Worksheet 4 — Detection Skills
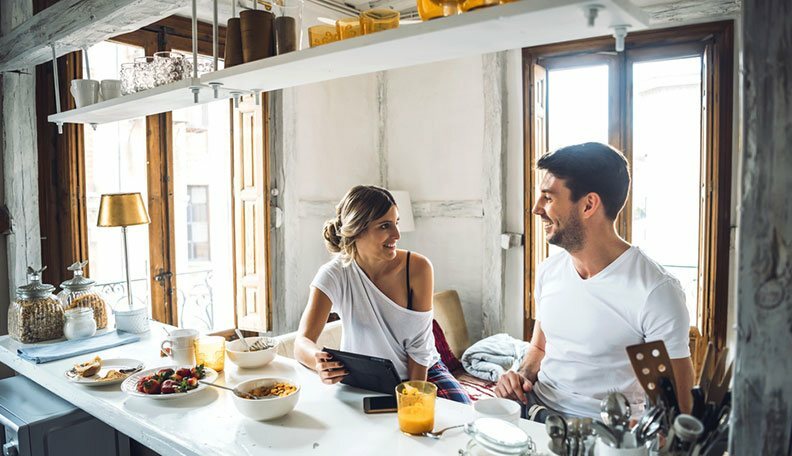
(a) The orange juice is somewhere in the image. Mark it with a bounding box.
[396,381,437,435]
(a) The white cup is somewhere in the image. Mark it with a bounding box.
[100,79,122,101]
[473,397,522,424]
[161,329,199,366]
[70,79,100,108]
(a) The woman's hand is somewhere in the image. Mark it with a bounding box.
[315,351,349,385]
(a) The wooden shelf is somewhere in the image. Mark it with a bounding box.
[48,0,648,126]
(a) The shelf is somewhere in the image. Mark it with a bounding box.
[48,0,648,126]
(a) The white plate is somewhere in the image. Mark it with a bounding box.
[121,365,218,400]
[65,358,144,386]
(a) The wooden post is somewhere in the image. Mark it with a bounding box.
[733,0,792,454]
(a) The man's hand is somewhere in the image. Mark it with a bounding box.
[494,371,533,404]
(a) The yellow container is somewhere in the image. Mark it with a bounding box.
[336,17,362,39]
[194,335,225,372]
[396,381,436,435]
[461,0,498,11]
[308,24,339,47]
[360,8,400,34]
[417,0,460,20]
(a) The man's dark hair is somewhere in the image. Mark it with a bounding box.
[537,142,630,220]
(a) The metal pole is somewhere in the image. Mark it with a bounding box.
[50,44,63,134]
[82,47,91,81]
[213,0,218,72]
[192,0,198,80]
[232,0,236,18]
[122,226,134,309]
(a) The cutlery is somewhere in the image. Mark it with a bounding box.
[119,363,144,374]
[591,420,618,448]
[234,328,251,351]
[545,414,567,455]
[198,380,258,399]
[422,424,464,439]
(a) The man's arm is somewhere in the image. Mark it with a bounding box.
[670,357,695,414]
[494,321,546,403]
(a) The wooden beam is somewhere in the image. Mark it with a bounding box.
[733,0,792,453]
[0,0,187,72]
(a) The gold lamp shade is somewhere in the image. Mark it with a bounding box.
[97,193,151,227]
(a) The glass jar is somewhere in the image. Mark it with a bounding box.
[64,307,97,340]
[9,266,64,343]
[460,0,499,12]
[417,0,460,21]
[58,261,109,329]
[460,418,537,456]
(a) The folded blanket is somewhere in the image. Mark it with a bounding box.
[17,331,141,364]
[461,333,529,382]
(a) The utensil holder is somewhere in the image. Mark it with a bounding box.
[224,17,244,67]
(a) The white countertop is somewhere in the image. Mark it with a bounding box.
[0,322,550,455]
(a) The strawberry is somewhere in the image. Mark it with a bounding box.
[141,378,161,394]
[161,379,178,394]
[175,368,192,378]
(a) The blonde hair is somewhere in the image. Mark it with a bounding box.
[323,185,396,263]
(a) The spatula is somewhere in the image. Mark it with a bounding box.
[625,340,677,406]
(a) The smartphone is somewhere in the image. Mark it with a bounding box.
[363,395,398,414]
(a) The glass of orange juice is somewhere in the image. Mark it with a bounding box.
[396,381,437,435]
[194,335,225,372]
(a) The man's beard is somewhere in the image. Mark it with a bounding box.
[547,212,585,252]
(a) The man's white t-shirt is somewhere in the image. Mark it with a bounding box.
[311,255,439,380]
[533,246,690,419]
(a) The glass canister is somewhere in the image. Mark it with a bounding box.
[460,418,537,456]
[9,266,64,343]
[58,261,109,329]
[64,307,97,340]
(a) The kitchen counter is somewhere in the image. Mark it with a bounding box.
[0,322,550,455]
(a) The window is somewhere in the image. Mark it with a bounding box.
[523,22,734,351]
[71,17,271,334]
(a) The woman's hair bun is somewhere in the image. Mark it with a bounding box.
[322,217,343,253]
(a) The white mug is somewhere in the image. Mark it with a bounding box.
[100,79,122,101]
[70,79,100,108]
[473,397,522,424]
[161,329,199,366]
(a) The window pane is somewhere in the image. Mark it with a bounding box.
[545,65,610,257]
[173,101,233,332]
[84,42,151,314]
[631,57,702,325]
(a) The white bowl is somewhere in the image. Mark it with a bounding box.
[226,337,278,368]
[232,377,300,421]
[473,397,522,424]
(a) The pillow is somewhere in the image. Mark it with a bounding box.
[433,319,463,372]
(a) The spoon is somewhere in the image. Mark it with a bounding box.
[421,424,464,439]
[591,420,618,448]
[234,328,251,351]
[198,380,258,400]
[602,392,631,447]
[545,414,567,455]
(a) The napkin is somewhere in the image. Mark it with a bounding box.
[17,331,141,364]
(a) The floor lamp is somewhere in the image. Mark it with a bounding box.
[97,192,151,333]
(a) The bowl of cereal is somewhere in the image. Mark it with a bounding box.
[226,336,278,368]
[232,377,300,420]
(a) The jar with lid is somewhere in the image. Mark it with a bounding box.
[58,260,109,329]
[64,307,97,340]
[460,418,537,456]
[8,266,64,343]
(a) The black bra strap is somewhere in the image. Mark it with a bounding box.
[406,251,414,310]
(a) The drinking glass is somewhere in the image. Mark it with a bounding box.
[308,25,338,47]
[273,0,303,54]
[120,63,136,95]
[336,17,362,40]
[194,335,225,372]
[396,381,436,435]
[133,56,155,91]
[460,0,498,11]
[417,0,460,20]
[153,51,189,85]
[360,8,400,34]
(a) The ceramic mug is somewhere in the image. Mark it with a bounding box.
[161,328,199,366]
[100,79,122,101]
[70,79,100,108]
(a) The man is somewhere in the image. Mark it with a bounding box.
[495,142,694,421]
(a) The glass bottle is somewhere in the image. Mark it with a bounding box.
[9,266,64,343]
[58,261,109,329]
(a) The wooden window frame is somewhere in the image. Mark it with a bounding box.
[38,16,271,335]
[522,21,734,354]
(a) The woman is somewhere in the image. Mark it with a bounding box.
[294,185,470,404]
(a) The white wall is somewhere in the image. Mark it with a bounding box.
[276,47,525,341]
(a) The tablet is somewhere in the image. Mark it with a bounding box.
[323,347,403,395]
